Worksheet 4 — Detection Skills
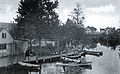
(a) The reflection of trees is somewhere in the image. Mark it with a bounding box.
[65,67,85,74]
[99,40,119,50]
[82,35,98,49]
[99,31,120,50]
[86,43,97,49]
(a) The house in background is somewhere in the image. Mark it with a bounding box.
[85,26,98,35]
[116,28,120,35]
[105,27,115,34]
[100,28,106,34]
[115,28,120,39]
[100,27,115,35]
[0,28,28,57]
[31,39,55,47]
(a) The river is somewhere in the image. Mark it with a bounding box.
[0,43,120,74]
[39,43,120,74]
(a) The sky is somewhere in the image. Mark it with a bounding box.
[0,0,120,31]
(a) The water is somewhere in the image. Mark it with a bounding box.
[40,43,120,74]
[0,43,120,74]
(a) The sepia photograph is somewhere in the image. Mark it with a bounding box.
[0,0,120,74]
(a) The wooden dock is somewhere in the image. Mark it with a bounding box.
[23,50,103,63]
[23,52,75,63]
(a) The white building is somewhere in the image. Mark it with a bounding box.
[31,39,55,47]
[0,28,28,57]
[85,26,97,35]
[100,27,115,35]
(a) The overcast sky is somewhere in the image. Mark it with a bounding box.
[0,0,120,31]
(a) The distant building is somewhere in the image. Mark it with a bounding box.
[31,39,55,47]
[116,28,120,36]
[85,26,97,35]
[100,28,106,34]
[100,27,115,35]
[41,39,55,47]
[116,28,120,33]
[105,27,115,34]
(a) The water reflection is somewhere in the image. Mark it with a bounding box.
[85,43,97,49]
[40,43,120,74]
[1,42,120,74]
[99,40,120,51]
[41,63,89,74]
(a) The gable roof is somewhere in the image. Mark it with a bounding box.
[86,26,97,31]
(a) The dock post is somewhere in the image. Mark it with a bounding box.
[39,65,41,74]
[36,55,38,63]
[43,59,45,63]
[50,58,51,61]
[60,52,62,60]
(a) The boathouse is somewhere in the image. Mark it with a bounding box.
[0,28,28,57]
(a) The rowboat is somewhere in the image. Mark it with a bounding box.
[55,62,92,67]
[84,51,103,57]
[64,54,82,59]
[61,57,81,63]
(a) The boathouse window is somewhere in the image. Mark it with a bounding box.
[0,44,7,50]
[2,33,6,38]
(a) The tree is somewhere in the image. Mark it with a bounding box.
[60,18,85,46]
[13,0,39,39]
[70,4,85,44]
[56,4,86,47]
[70,4,85,28]
[64,19,76,41]
[13,0,59,49]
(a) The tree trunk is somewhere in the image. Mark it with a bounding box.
[56,39,60,54]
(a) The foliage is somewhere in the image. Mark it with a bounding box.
[59,18,85,48]
[62,4,86,45]
[69,4,85,28]
[13,0,59,41]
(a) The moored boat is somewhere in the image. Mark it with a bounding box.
[84,50,103,57]
[55,62,92,67]
[64,54,82,59]
[61,57,81,63]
